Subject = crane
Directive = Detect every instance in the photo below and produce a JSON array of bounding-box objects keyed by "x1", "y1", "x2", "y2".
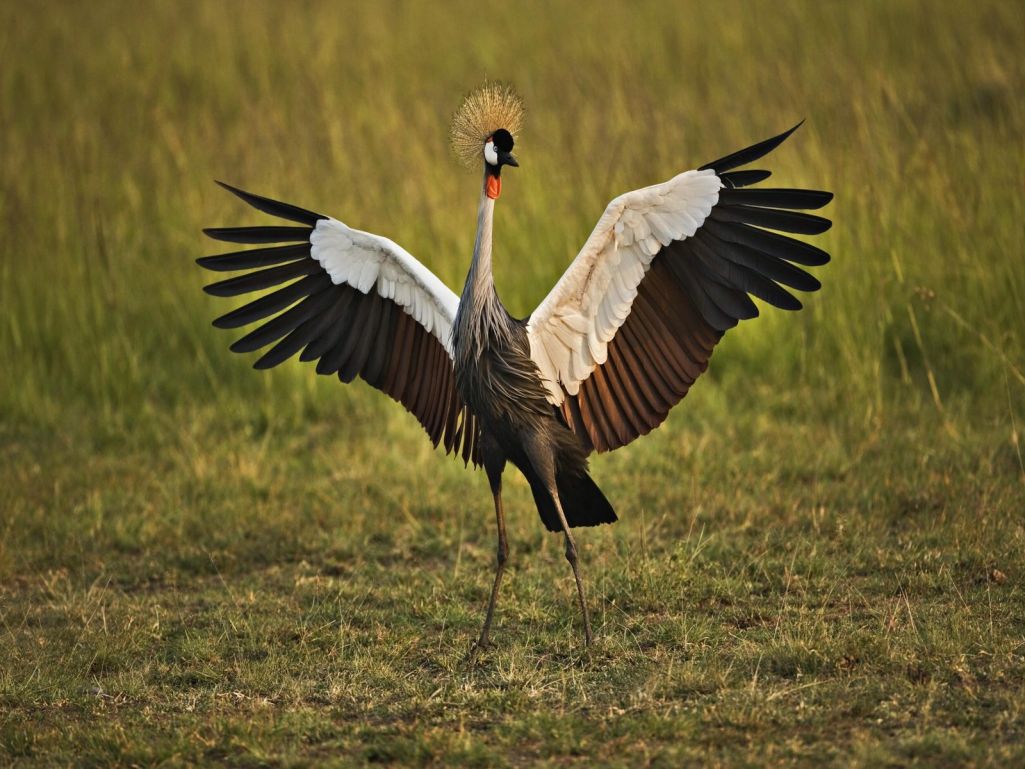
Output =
[{"x1": 197, "y1": 83, "x2": 833, "y2": 650}]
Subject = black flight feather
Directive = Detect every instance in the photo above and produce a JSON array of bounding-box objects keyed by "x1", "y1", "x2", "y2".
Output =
[
  {"x1": 711, "y1": 205, "x2": 832, "y2": 236},
  {"x1": 718, "y1": 188, "x2": 833, "y2": 210},
  {"x1": 212, "y1": 273, "x2": 331, "y2": 329},
  {"x1": 255, "y1": 297, "x2": 349, "y2": 370},
  {"x1": 229, "y1": 289, "x2": 337, "y2": 353},
  {"x1": 196, "y1": 243, "x2": 311, "y2": 272},
  {"x1": 718, "y1": 170, "x2": 772, "y2": 188},
  {"x1": 204, "y1": 226, "x2": 313, "y2": 244},
  {"x1": 699, "y1": 122, "x2": 803, "y2": 174},
  {"x1": 701, "y1": 219, "x2": 831, "y2": 267},
  {"x1": 202, "y1": 259, "x2": 321, "y2": 297},
  {"x1": 690, "y1": 236, "x2": 802, "y2": 311},
  {"x1": 214, "y1": 181, "x2": 324, "y2": 226},
  {"x1": 702, "y1": 231, "x2": 821, "y2": 292}
]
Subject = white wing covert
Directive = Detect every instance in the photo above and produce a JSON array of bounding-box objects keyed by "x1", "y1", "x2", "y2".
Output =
[
  {"x1": 527, "y1": 169, "x2": 723, "y2": 403},
  {"x1": 310, "y1": 219, "x2": 456, "y2": 353}
]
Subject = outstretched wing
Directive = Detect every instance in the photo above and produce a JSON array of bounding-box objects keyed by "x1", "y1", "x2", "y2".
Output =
[
  {"x1": 526, "y1": 124, "x2": 832, "y2": 453},
  {"x1": 199, "y1": 183, "x2": 478, "y2": 464}
]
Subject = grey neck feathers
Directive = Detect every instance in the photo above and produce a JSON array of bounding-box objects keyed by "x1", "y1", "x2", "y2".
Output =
[{"x1": 454, "y1": 173, "x2": 512, "y2": 360}]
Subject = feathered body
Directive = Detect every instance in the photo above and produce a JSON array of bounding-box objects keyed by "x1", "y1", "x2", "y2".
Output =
[{"x1": 452, "y1": 175, "x2": 615, "y2": 531}]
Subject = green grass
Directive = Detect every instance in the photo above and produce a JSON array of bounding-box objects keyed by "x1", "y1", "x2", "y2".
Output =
[{"x1": 2, "y1": 0, "x2": 1024, "y2": 766}]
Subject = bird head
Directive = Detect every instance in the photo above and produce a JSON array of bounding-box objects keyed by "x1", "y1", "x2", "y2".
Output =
[
  {"x1": 483, "y1": 129, "x2": 518, "y2": 199},
  {"x1": 450, "y1": 82, "x2": 524, "y2": 199},
  {"x1": 484, "y1": 129, "x2": 518, "y2": 170}
]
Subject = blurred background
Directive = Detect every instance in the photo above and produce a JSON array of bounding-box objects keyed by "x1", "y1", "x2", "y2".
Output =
[
  {"x1": 1, "y1": 1, "x2": 1023, "y2": 764},
  {"x1": 3, "y1": 0, "x2": 1022, "y2": 439}
]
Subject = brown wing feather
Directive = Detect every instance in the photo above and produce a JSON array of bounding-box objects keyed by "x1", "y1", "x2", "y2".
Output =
[{"x1": 559, "y1": 258, "x2": 722, "y2": 452}]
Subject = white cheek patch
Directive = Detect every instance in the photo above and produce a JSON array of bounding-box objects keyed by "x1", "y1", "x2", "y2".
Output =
[{"x1": 484, "y1": 140, "x2": 498, "y2": 166}]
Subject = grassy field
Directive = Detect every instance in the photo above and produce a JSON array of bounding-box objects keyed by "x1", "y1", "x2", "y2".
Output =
[{"x1": 2, "y1": 0, "x2": 1024, "y2": 766}]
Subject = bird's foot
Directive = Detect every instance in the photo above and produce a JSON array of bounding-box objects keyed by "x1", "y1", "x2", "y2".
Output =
[{"x1": 467, "y1": 636, "x2": 495, "y2": 664}]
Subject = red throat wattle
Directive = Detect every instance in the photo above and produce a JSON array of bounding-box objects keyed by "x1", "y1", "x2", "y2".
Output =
[{"x1": 486, "y1": 175, "x2": 501, "y2": 200}]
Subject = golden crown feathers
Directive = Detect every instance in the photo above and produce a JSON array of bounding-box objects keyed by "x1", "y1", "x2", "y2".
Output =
[{"x1": 450, "y1": 82, "x2": 525, "y2": 169}]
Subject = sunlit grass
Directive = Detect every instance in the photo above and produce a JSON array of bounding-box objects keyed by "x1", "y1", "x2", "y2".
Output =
[{"x1": 1, "y1": 1, "x2": 1023, "y2": 766}]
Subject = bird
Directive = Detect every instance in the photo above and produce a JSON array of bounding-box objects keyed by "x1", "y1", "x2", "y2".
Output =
[{"x1": 197, "y1": 82, "x2": 833, "y2": 651}]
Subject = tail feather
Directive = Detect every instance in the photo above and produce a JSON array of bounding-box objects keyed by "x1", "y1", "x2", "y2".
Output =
[{"x1": 529, "y1": 470, "x2": 618, "y2": 532}]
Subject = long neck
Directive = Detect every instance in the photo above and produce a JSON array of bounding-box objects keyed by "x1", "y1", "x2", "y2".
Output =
[
  {"x1": 467, "y1": 175, "x2": 497, "y2": 304},
  {"x1": 455, "y1": 171, "x2": 509, "y2": 358}
]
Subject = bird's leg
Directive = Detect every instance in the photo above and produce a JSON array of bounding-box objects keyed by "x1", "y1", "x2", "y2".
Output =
[
  {"x1": 470, "y1": 446, "x2": 508, "y2": 660},
  {"x1": 475, "y1": 482, "x2": 508, "y2": 650},
  {"x1": 550, "y1": 491, "x2": 593, "y2": 647}
]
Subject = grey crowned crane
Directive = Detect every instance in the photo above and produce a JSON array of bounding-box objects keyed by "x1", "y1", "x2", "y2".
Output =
[{"x1": 198, "y1": 83, "x2": 833, "y2": 650}]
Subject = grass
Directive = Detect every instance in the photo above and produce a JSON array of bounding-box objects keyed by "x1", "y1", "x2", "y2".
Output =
[{"x1": 1, "y1": 0, "x2": 1024, "y2": 766}]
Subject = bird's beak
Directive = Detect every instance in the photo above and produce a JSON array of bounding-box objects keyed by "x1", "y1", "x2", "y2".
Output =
[{"x1": 500, "y1": 151, "x2": 519, "y2": 168}]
